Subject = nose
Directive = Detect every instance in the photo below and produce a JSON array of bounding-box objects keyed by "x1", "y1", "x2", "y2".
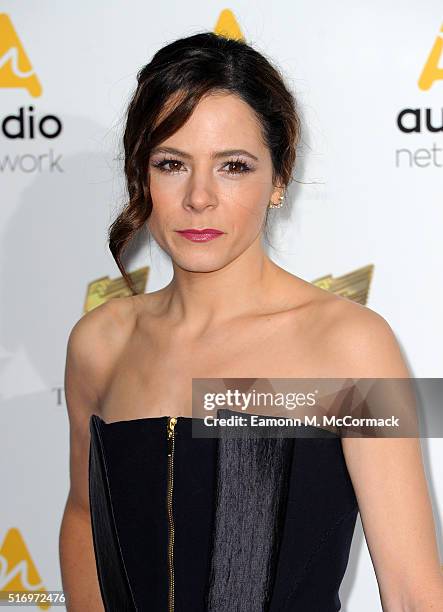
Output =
[{"x1": 182, "y1": 175, "x2": 218, "y2": 213}]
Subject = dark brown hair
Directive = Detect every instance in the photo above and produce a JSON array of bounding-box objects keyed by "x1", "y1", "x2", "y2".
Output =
[{"x1": 109, "y1": 31, "x2": 301, "y2": 294}]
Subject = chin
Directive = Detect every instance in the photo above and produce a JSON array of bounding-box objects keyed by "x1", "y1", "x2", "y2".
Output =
[{"x1": 173, "y1": 253, "x2": 230, "y2": 273}]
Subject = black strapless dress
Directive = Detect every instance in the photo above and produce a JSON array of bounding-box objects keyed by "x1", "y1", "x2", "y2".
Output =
[{"x1": 88, "y1": 409, "x2": 359, "y2": 612}]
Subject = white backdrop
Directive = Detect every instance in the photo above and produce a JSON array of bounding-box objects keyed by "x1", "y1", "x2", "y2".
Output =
[{"x1": 1, "y1": 2, "x2": 442, "y2": 610}]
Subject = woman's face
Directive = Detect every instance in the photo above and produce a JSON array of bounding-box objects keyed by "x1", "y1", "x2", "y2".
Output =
[{"x1": 147, "y1": 92, "x2": 284, "y2": 272}]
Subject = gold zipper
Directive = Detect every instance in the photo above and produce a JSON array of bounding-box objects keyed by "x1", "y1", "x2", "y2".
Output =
[{"x1": 166, "y1": 416, "x2": 177, "y2": 612}]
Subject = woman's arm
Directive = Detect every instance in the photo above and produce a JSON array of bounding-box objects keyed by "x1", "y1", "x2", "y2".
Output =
[
  {"x1": 334, "y1": 309, "x2": 443, "y2": 610},
  {"x1": 59, "y1": 300, "x2": 126, "y2": 611}
]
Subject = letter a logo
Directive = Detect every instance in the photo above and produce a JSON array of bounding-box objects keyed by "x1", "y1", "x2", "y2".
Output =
[
  {"x1": 0, "y1": 13, "x2": 42, "y2": 97},
  {"x1": 0, "y1": 527, "x2": 49, "y2": 609},
  {"x1": 418, "y1": 23, "x2": 443, "y2": 90},
  {"x1": 213, "y1": 9, "x2": 244, "y2": 41}
]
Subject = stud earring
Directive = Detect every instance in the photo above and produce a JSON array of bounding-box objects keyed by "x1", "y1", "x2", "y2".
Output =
[{"x1": 268, "y1": 193, "x2": 285, "y2": 209}]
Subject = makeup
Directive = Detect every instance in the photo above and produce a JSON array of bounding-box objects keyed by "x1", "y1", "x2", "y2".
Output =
[{"x1": 176, "y1": 228, "x2": 225, "y2": 242}]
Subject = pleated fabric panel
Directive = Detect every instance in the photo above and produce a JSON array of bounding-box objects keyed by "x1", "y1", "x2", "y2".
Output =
[
  {"x1": 205, "y1": 409, "x2": 294, "y2": 612},
  {"x1": 88, "y1": 414, "x2": 138, "y2": 612}
]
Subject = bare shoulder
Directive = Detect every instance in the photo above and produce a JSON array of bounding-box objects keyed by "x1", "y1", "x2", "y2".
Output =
[
  {"x1": 65, "y1": 296, "x2": 137, "y2": 414},
  {"x1": 310, "y1": 289, "x2": 411, "y2": 378},
  {"x1": 68, "y1": 295, "x2": 136, "y2": 351}
]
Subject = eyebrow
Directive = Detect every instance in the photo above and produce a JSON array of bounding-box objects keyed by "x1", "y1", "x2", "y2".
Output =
[{"x1": 150, "y1": 146, "x2": 259, "y2": 162}]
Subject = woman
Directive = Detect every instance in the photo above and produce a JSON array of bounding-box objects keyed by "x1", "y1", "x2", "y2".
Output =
[{"x1": 59, "y1": 32, "x2": 443, "y2": 611}]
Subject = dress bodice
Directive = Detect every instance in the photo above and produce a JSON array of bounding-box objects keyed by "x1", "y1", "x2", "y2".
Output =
[{"x1": 88, "y1": 409, "x2": 359, "y2": 611}]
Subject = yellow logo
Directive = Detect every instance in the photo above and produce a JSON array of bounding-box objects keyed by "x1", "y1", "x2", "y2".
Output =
[
  {"x1": 418, "y1": 23, "x2": 443, "y2": 90},
  {"x1": 214, "y1": 9, "x2": 244, "y2": 40},
  {"x1": 84, "y1": 266, "x2": 149, "y2": 312},
  {"x1": 312, "y1": 264, "x2": 374, "y2": 305},
  {"x1": 0, "y1": 527, "x2": 50, "y2": 609},
  {"x1": 85, "y1": 264, "x2": 373, "y2": 312},
  {"x1": 0, "y1": 13, "x2": 42, "y2": 97}
]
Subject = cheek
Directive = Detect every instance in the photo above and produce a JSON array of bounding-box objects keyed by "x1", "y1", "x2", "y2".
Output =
[
  {"x1": 226, "y1": 186, "x2": 268, "y2": 227},
  {"x1": 148, "y1": 175, "x2": 165, "y2": 204},
  {"x1": 149, "y1": 180, "x2": 184, "y2": 224},
  {"x1": 148, "y1": 178, "x2": 175, "y2": 217},
  {"x1": 147, "y1": 207, "x2": 170, "y2": 235}
]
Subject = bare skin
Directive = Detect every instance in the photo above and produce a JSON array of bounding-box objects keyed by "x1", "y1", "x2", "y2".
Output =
[{"x1": 59, "y1": 91, "x2": 443, "y2": 610}]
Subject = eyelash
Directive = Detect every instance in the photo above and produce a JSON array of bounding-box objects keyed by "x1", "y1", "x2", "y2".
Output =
[{"x1": 150, "y1": 156, "x2": 253, "y2": 175}]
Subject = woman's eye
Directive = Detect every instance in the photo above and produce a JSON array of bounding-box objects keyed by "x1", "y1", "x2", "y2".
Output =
[
  {"x1": 152, "y1": 158, "x2": 184, "y2": 174},
  {"x1": 224, "y1": 160, "x2": 252, "y2": 174}
]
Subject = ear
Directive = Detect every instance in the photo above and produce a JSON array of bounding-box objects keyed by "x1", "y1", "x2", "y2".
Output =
[{"x1": 269, "y1": 182, "x2": 285, "y2": 207}]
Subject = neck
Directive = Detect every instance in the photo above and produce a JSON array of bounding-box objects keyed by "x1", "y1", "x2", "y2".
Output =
[{"x1": 159, "y1": 236, "x2": 284, "y2": 333}]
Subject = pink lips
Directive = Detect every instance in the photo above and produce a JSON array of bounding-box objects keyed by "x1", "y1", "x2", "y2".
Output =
[{"x1": 176, "y1": 228, "x2": 225, "y2": 242}]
